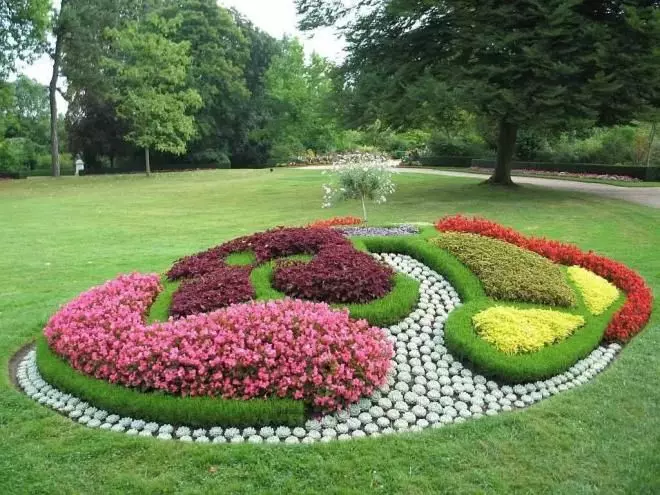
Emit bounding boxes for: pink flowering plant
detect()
[44,274,393,411]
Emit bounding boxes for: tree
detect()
[0,0,50,77]
[159,0,249,166]
[297,0,660,185]
[103,13,202,175]
[256,38,342,163]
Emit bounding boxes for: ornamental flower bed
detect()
[308,216,363,228]
[273,244,394,303]
[44,274,393,411]
[435,215,653,341]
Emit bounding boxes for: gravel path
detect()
[300,166,660,208]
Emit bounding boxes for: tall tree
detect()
[159,0,249,166]
[102,13,201,175]
[297,0,660,184]
[0,0,50,77]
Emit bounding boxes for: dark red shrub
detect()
[435,215,653,342]
[167,227,350,280]
[273,245,394,303]
[170,266,254,318]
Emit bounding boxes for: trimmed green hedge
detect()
[442,278,626,382]
[36,337,306,428]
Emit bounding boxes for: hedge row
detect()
[36,337,306,428]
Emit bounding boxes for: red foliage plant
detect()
[435,215,653,342]
[170,266,254,318]
[308,216,363,228]
[167,227,350,280]
[273,244,394,303]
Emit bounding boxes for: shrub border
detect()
[434,215,653,341]
[35,337,306,428]
[443,290,625,382]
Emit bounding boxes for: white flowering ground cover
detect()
[16,253,621,445]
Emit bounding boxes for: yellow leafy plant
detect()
[567,266,619,315]
[472,306,585,354]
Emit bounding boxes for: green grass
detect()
[35,337,306,428]
[225,250,257,266]
[145,276,180,323]
[1,169,659,494]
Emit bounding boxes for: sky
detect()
[18,0,346,111]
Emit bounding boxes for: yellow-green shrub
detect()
[472,306,585,354]
[567,266,619,315]
[432,233,576,307]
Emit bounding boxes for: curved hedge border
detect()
[250,260,420,327]
[435,215,653,342]
[443,290,625,382]
[36,337,306,428]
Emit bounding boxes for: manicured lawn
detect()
[1,169,659,494]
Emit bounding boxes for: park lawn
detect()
[420,166,660,187]
[0,169,659,494]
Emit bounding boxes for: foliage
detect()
[567,266,619,316]
[322,160,397,221]
[297,0,660,184]
[36,336,305,428]
[0,0,49,77]
[44,274,393,411]
[472,306,585,354]
[435,215,653,341]
[168,226,350,279]
[170,266,254,318]
[102,13,202,159]
[273,244,394,303]
[444,296,624,382]
[255,38,343,163]
[432,232,576,307]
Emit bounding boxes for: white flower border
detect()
[16,253,621,444]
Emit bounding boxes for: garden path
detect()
[302,166,660,208]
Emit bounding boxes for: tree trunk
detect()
[49,33,64,178]
[487,119,518,185]
[646,121,656,168]
[361,194,368,222]
[145,147,151,176]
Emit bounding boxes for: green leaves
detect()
[102,13,202,157]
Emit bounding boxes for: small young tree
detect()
[322,160,396,221]
[103,14,202,175]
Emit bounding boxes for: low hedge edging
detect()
[443,293,625,382]
[36,337,306,428]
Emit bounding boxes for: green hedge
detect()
[36,337,306,428]
[443,293,625,382]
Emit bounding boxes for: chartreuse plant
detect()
[567,266,619,315]
[472,306,585,354]
[36,337,305,428]
[432,232,576,307]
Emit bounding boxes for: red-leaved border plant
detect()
[435,215,653,342]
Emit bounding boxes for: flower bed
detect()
[308,216,363,228]
[472,306,585,354]
[44,275,393,411]
[434,215,653,341]
[273,244,394,303]
[432,232,576,307]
